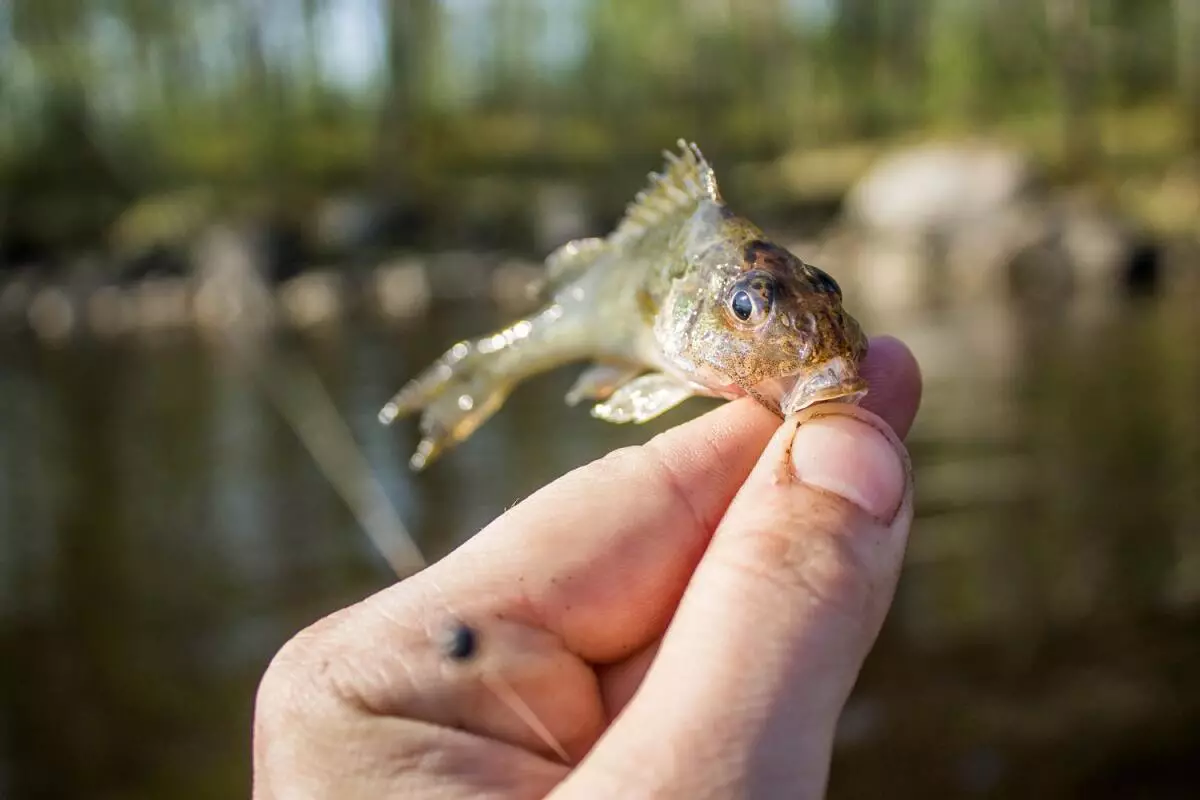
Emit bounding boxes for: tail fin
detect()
[379,340,512,471]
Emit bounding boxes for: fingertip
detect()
[860,335,923,439]
[790,411,907,522]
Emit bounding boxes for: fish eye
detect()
[731,291,753,320]
[727,273,774,326]
[809,266,842,298]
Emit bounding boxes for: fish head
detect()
[677,235,869,416]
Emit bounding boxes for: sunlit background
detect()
[1,1,1199,797]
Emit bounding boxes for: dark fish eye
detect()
[809,266,842,298]
[727,272,774,326]
[731,290,754,321]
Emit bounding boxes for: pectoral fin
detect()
[590,373,696,424]
[565,361,645,406]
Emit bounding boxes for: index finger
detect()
[392,336,922,663]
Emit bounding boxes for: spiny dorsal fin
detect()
[528,141,719,302]
[610,139,722,247]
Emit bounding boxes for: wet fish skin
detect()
[381,140,868,471]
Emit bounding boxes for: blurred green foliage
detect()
[0,0,1196,253]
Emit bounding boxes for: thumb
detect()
[556,405,912,800]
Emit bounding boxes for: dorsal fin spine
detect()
[609,140,721,247]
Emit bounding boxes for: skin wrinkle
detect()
[371,717,569,797]
[319,597,429,720]
[362,720,454,781]
[707,491,879,629]
[639,439,718,556]
[261,627,344,721]
[347,640,423,720]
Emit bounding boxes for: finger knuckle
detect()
[593,444,648,475]
[255,614,346,729]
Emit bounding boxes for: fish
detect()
[380,140,869,471]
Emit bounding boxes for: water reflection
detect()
[1,296,1198,798]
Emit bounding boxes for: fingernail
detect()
[790,412,907,520]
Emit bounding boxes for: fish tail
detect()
[379,337,516,471]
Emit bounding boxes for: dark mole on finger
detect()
[440,620,478,662]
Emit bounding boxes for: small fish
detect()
[381,140,869,470]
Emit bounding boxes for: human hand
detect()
[252,336,922,799]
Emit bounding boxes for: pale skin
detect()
[253,335,923,800]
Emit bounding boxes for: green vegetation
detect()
[0,0,1196,256]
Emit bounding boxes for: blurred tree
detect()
[876,0,930,127]
[1105,0,1173,106]
[924,0,982,124]
[379,0,440,191]
[302,0,329,101]
[1048,0,1100,174]
[0,0,1194,255]
[580,0,688,122]
[831,0,883,135]
[241,0,282,183]
[8,0,132,245]
[1177,0,1200,153]
[486,0,539,109]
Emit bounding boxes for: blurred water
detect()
[1,294,1198,799]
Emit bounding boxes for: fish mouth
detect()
[777,357,868,416]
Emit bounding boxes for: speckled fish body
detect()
[381,141,869,470]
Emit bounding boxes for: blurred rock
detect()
[27,286,75,342]
[277,270,344,328]
[849,233,934,314]
[372,257,431,319]
[845,141,1038,238]
[836,142,1165,312]
[834,141,1041,314]
[190,225,275,333]
[85,286,131,338]
[942,203,1050,303]
[131,277,191,331]
[1006,194,1164,307]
